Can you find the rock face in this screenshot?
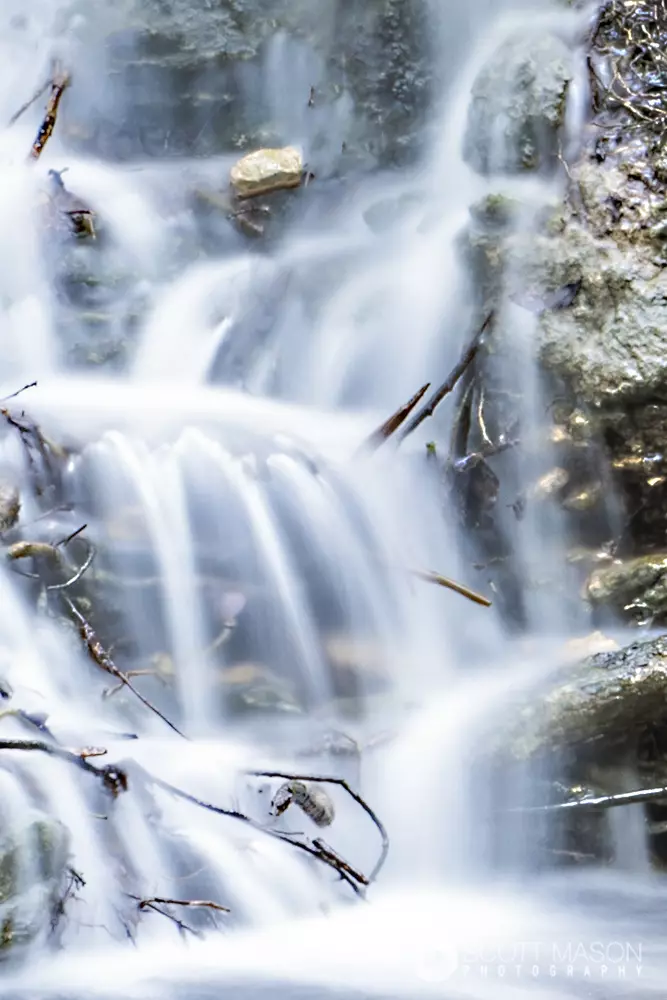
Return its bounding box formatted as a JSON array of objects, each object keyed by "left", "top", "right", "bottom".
[
  {"left": 463, "top": 32, "right": 572, "bottom": 175},
  {"left": 61, "top": 0, "right": 434, "bottom": 165},
  {"left": 0, "top": 814, "right": 70, "bottom": 957},
  {"left": 230, "top": 147, "right": 303, "bottom": 198},
  {"left": 587, "top": 554, "right": 667, "bottom": 625}
]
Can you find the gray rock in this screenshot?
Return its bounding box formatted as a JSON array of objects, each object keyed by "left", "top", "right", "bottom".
[
  {"left": 495, "top": 634, "right": 667, "bottom": 759},
  {"left": 0, "top": 814, "right": 70, "bottom": 957},
  {"left": 586, "top": 554, "right": 667, "bottom": 624},
  {"left": 463, "top": 32, "right": 572, "bottom": 175},
  {"left": 63, "top": 0, "right": 433, "bottom": 165}
]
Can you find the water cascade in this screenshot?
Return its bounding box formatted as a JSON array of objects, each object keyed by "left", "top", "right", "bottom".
[{"left": 0, "top": 0, "right": 663, "bottom": 997}]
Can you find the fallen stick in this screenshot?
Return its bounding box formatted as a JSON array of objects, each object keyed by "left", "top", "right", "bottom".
[
  {"left": 0, "top": 738, "right": 127, "bottom": 796},
  {"left": 61, "top": 594, "right": 188, "bottom": 739},
  {"left": 137, "top": 896, "right": 230, "bottom": 914},
  {"left": 137, "top": 766, "right": 369, "bottom": 896},
  {"left": 410, "top": 568, "right": 492, "bottom": 608},
  {"left": 398, "top": 312, "right": 494, "bottom": 442},
  {"left": 29, "top": 68, "right": 70, "bottom": 161},
  {"left": 511, "top": 784, "right": 667, "bottom": 814},
  {"left": 247, "top": 768, "right": 389, "bottom": 882},
  {"left": 359, "top": 383, "right": 430, "bottom": 454}
]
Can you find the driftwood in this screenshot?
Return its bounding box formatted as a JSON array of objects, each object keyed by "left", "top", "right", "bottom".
[
  {"left": 495, "top": 635, "right": 667, "bottom": 760},
  {"left": 410, "top": 568, "right": 492, "bottom": 607},
  {"left": 398, "top": 312, "right": 494, "bottom": 442},
  {"left": 29, "top": 68, "right": 70, "bottom": 161},
  {"left": 360, "top": 383, "right": 430, "bottom": 453},
  {"left": 61, "top": 594, "right": 187, "bottom": 739}
]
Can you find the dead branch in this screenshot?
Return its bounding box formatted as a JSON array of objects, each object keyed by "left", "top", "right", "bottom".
[
  {"left": 6, "top": 536, "right": 96, "bottom": 591},
  {"left": 398, "top": 312, "right": 494, "bottom": 442},
  {"left": 29, "top": 68, "right": 70, "bottom": 161},
  {"left": 512, "top": 784, "right": 667, "bottom": 814},
  {"left": 410, "top": 568, "right": 492, "bottom": 608},
  {"left": 0, "top": 382, "right": 37, "bottom": 402},
  {"left": 0, "top": 738, "right": 127, "bottom": 796},
  {"left": 128, "top": 894, "right": 199, "bottom": 937},
  {"left": 247, "top": 769, "right": 388, "bottom": 882},
  {"left": 9, "top": 79, "right": 51, "bottom": 127},
  {"left": 359, "top": 382, "right": 431, "bottom": 454},
  {"left": 61, "top": 594, "right": 187, "bottom": 739},
  {"left": 138, "top": 896, "right": 230, "bottom": 914},
  {"left": 136, "top": 767, "right": 368, "bottom": 896},
  {"left": 1, "top": 407, "right": 68, "bottom": 500}
]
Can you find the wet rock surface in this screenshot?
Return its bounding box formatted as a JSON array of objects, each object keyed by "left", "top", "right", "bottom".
[
  {"left": 463, "top": 31, "right": 572, "bottom": 175},
  {"left": 0, "top": 814, "right": 70, "bottom": 958},
  {"left": 61, "top": 0, "right": 433, "bottom": 166}
]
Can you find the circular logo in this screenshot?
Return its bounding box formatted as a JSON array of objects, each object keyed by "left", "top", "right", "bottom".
[{"left": 417, "top": 944, "right": 459, "bottom": 983}]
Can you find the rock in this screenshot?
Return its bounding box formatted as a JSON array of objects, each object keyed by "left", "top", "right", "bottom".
[
  {"left": 217, "top": 662, "right": 303, "bottom": 715},
  {"left": 63, "top": 0, "right": 433, "bottom": 166},
  {"left": 463, "top": 31, "right": 572, "bottom": 175},
  {"left": 586, "top": 554, "right": 667, "bottom": 624},
  {"left": 496, "top": 635, "right": 667, "bottom": 760},
  {"left": 0, "top": 814, "right": 70, "bottom": 957},
  {"left": 230, "top": 147, "right": 303, "bottom": 198},
  {"left": 0, "top": 484, "right": 20, "bottom": 534}
]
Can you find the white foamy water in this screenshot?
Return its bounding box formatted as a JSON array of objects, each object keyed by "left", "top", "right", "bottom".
[{"left": 0, "top": 0, "right": 659, "bottom": 998}]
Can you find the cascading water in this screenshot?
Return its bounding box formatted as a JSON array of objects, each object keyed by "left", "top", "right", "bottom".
[{"left": 0, "top": 0, "right": 662, "bottom": 998}]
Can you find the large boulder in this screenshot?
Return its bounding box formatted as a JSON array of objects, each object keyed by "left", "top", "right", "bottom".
[
  {"left": 0, "top": 814, "right": 71, "bottom": 958},
  {"left": 463, "top": 31, "right": 573, "bottom": 175},
  {"left": 59, "top": 0, "right": 433, "bottom": 166}
]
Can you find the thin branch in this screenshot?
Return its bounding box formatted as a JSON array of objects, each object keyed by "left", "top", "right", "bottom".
[
  {"left": 246, "top": 769, "right": 388, "bottom": 883},
  {"left": 359, "top": 383, "right": 431, "bottom": 454},
  {"left": 140, "top": 768, "right": 368, "bottom": 895},
  {"left": 137, "top": 897, "right": 230, "bottom": 914},
  {"left": 9, "top": 81, "right": 51, "bottom": 126},
  {"left": 6, "top": 536, "right": 96, "bottom": 591},
  {"left": 61, "top": 595, "right": 187, "bottom": 739},
  {"left": 0, "top": 738, "right": 127, "bottom": 796},
  {"left": 29, "top": 68, "right": 70, "bottom": 161},
  {"left": 0, "top": 381, "right": 37, "bottom": 402},
  {"left": 398, "top": 312, "right": 493, "bottom": 442},
  {"left": 513, "top": 784, "right": 667, "bottom": 814},
  {"left": 410, "top": 568, "right": 492, "bottom": 608},
  {"left": 128, "top": 895, "right": 199, "bottom": 937}
]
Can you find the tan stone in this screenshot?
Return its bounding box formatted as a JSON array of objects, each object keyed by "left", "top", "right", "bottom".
[{"left": 230, "top": 147, "right": 303, "bottom": 199}]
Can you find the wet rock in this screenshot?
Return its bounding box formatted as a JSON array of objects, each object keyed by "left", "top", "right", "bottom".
[
  {"left": 230, "top": 147, "right": 303, "bottom": 198},
  {"left": 463, "top": 31, "right": 572, "bottom": 175},
  {"left": 586, "top": 554, "right": 667, "bottom": 624},
  {"left": 0, "top": 485, "right": 20, "bottom": 534},
  {"left": 64, "top": 0, "right": 433, "bottom": 166},
  {"left": 0, "top": 815, "right": 70, "bottom": 957},
  {"left": 218, "top": 663, "right": 303, "bottom": 715},
  {"left": 497, "top": 634, "right": 667, "bottom": 760}
]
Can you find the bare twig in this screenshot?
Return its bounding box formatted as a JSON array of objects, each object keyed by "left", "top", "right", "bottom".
[
  {"left": 0, "top": 382, "right": 37, "bottom": 402},
  {"left": 360, "top": 383, "right": 431, "bottom": 454},
  {"left": 410, "top": 568, "right": 492, "bottom": 608},
  {"left": 9, "top": 80, "right": 51, "bottom": 126},
  {"left": 139, "top": 768, "right": 368, "bottom": 895},
  {"left": 128, "top": 894, "right": 199, "bottom": 937},
  {"left": 398, "top": 313, "right": 494, "bottom": 442},
  {"left": 0, "top": 738, "right": 127, "bottom": 796},
  {"left": 138, "top": 897, "right": 230, "bottom": 914},
  {"left": 6, "top": 536, "right": 96, "bottom": 591},
  {"left": 247, "top": 769, "right": 388, "bottom": 882},
  {"left": 513, "top": 784, "right": 667, "bottom": 814},
  {"left": 61, "top": 594, "right": 187, "bottom": 739},
  {"left": 29, "top": 68, "right": 70, "bottom": 161}
]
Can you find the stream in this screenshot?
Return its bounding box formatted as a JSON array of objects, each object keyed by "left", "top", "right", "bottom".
[{"left": 0, "top": 0, "right": 664, "bottom": 997}]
